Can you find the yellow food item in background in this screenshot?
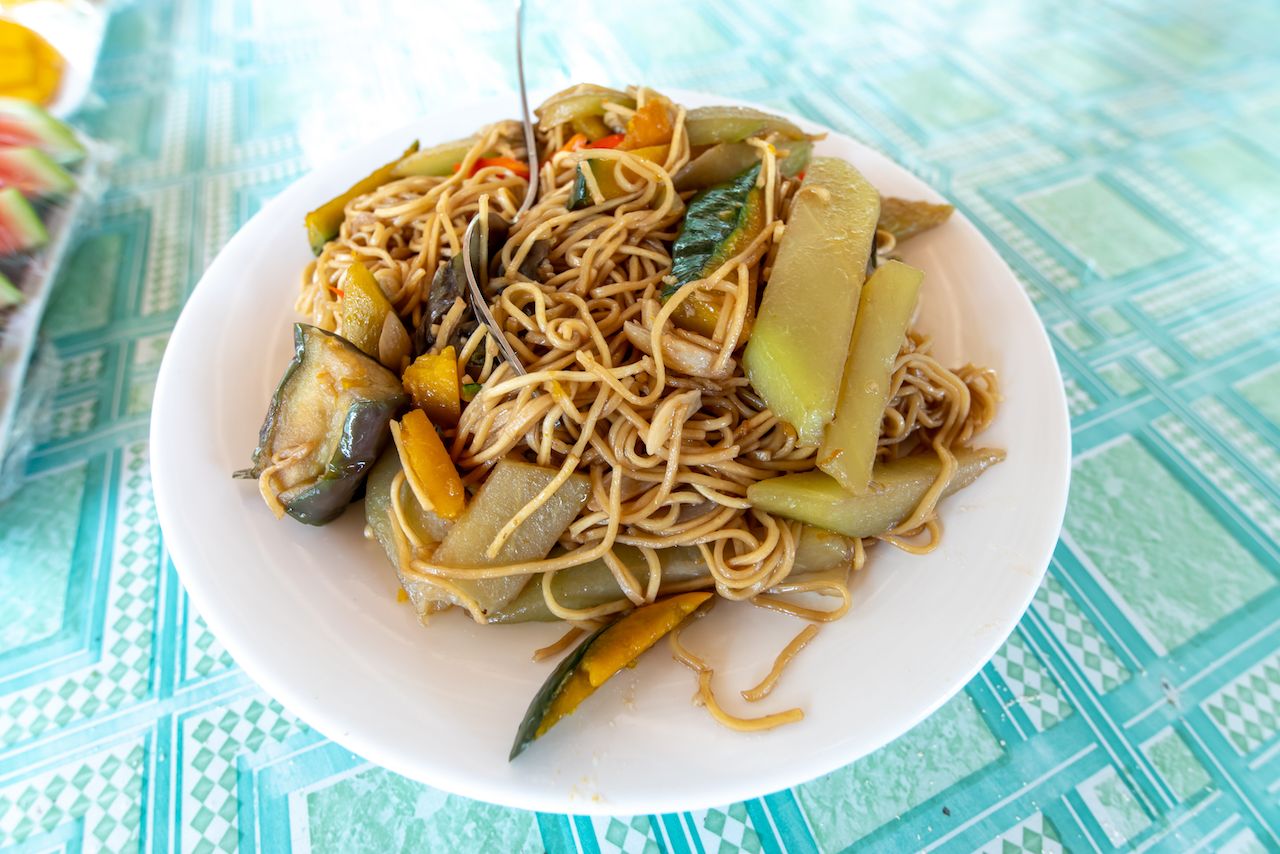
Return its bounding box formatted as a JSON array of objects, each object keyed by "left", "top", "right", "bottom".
[{"left": 0, "top": 18, "right": 63, "bottom": 105}]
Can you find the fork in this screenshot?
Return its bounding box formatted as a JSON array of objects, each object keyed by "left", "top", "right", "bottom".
[{"left": 460, "top": 0, "right": 539, "bottom": 376}]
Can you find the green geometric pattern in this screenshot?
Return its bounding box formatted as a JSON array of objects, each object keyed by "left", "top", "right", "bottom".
[
  {"left": 0, "top": 464, "right": 86, "bottom": 650},
  {"left": 697, "top": 803, "right": 762, "bottom": 854},
  {"left": 1237, "top": 366, "right": 1280, "bottom": 427},
  {"left": 975, "top": 812, "right": 1063, "bottom": 854},
  {"left": 1019, "top": 177, "right": 1184, "bottom": 278},
  {"left": 2, "top": 442, "right": 157, "bottom": 747},
  {"left": 1060, "top": 376, "right": 1096, "bottom": 419},
  {"left": 300, "top": 764, "right": 543, "bottom": 852},
  {"left": 180, "top": 695, "right": 311, "bottom": 853},
  {"left": 1031, "top": 575, "right": 1131, "bottom": 693},
  {"left": 794, "top": 692, "right": 1004, "bottom": 849},
  {"left": 1203, "top": 650, "right": 1280, "bottom": 756},
  {"left": 595, "top": 815, "right": 662, "bottom": 854},
  {"left": 1178, "top": 294, "right": 1280, "bottom": 360},
  {"left": 42, "top": 397, "right": 96, "bottom": 441},
  {"left": 184, "top": 606, "right": 236, "bottom": 681},
  {"left": 1065, "top": 436, "right": 1273, "bottom": 654},
  {"left": 990, "top": 631, "right": 1074, "bottom": 731},
  {"left": 0, "top": 738, "right": 145, "bottom": 850},
  {"left": 1, "top": 0, "right": 1278, "bottom": 851},
  {"left": 1192, "top": 396, "right": 1280, "bottom": 499},
  {"left": 1154, "top": 413, "right": 1280, "bottom": 543}
]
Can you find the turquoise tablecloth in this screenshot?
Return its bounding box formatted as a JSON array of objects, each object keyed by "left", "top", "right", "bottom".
[{"left": 2, "top": 0, "right": 1278, "bottom": 850}]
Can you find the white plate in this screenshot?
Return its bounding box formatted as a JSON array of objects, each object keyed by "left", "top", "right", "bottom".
[{"left": 151, "top": 90, "right": 1070, "bottom": 815}]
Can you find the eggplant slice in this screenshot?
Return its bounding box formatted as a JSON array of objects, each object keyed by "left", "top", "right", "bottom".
[
  {"left": 238, "top": 323, "right": 406, "bottom": 525},
  {"left": 411, "top": 211, "right": 551, "bottom": 358}
]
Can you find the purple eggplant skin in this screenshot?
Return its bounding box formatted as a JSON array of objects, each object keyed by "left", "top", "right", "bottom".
[
  {"left": 243, "top": 323, "right": 310, "bottom": 473},
  {"left": 237, "top": 323, "right": 406, "bottom": 526},
  {"left": 410, "top": 214, "right": 542, "bottom": 358},
  {"left": 284, "top": 398, "right": 401, "bottom": 525}
]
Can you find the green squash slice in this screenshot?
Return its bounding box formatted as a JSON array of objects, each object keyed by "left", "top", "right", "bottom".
[
  {"left": 818, "top": 260, "right": 924, "bottom": 492},
  {"left": 304, "top": 141, "right": 418, "bottom": 255},
  {"left": 748, "top": 447, "right": 1006, "bottom": 538},
  {"left": 430, "top": 458, "right": 591, "bottom": 619},
  {"left": 674, "top": 138, "right": 811, "bottom": 191},
  {"left": 489, "top": 525, "right": 858, "bottom": 624},
  {"left": 743, "top": 157, "right": 880, "bottom": 446},
  {"left": 364, "top": 450, "right": 455, "bottom": 620},
  {"left": 683, "top": 105, "right": 806, "bottom": 146}
]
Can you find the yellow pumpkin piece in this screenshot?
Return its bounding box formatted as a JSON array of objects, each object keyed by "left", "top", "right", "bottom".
[
  {"left": 339, "top": 261, "right": 395, "bottom": 358},
  {"left": 0, "top": 19, "right": 63, "bottom": 106},
  {"left": 671, "top": 291, "right": 755, "bottom": 342},
  {"left": 534, "top": 592, "right": 712, "bottom": 739},
  {"left": 401, "top": 346, "right": 461, "bottom": 424},
  {"left": 621, "top": 97, "right": 673, "bottom": 149},
  {"left": 626, "top": 143, "right": 669, "bottom": 166},
  {"left": 396, "top": 408, "right": 465, "bottom": 520},
  {"left": 580, "top": 592, "right": 712, "bottom": 686},
  {"left": 671, "top": 292, "right": 721, "bottom": 338}
]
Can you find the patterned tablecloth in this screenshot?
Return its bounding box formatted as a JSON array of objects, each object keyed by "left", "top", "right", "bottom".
[{"left": 2, "top": 0, "right": 1278, "bottom": 850}]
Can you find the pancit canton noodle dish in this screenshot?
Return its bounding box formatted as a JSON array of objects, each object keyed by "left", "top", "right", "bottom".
[{"left": 236, "top": 84, "right": 1002, "bottom": 759}]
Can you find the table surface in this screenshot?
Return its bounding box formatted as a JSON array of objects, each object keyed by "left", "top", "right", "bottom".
[{"left": 2, "top": 0, "right": 1278, "bottom": 851}]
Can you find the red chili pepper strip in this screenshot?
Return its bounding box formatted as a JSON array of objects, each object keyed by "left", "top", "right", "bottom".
[
  {"left": 586, "top": 133, "right": 625, "bottom": 150},
  {"left": 452, "top": 156, "right": 531, "bottom": 178}
]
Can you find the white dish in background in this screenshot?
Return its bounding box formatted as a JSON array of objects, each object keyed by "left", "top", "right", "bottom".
[{"left": 150, "top": 91, "right": 1070, "bottom": 815}]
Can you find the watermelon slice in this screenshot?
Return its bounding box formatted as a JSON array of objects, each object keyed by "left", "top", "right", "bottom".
[
  {"left": 0, "top": 97, "right": 84, "bottom": 165},
  {"left": 0, "top": 186, "right": 47, "bottom": 255},
  {"left": 0, "top": 269, "right": 20, "bottom": 308},
  {"left": 0, "top": 146, "right": 74, "bottom": 198}
]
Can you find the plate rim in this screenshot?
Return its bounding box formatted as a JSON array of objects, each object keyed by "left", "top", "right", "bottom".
[{"left": 151, "top": 87, "right": 1071, "bottom": 815}]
